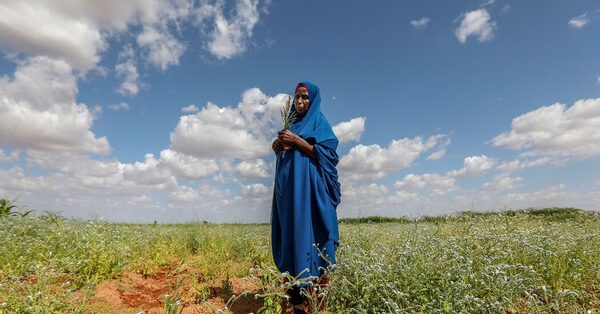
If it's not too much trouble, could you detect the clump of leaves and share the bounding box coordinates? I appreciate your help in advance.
[280,96,297,130]
[221,274,234,303]
[163,294,183,314]
[0,196,33,218]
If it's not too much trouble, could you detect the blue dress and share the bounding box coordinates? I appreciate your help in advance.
[271,81,341,280]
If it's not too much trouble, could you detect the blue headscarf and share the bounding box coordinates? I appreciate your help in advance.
[271,81,341,280]
[289,81,341,205]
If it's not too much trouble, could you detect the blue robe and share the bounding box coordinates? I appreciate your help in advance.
[271,81,341,280]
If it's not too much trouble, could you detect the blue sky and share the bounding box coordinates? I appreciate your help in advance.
[0,0,599,222]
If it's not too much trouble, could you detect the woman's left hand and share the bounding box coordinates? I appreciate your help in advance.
[278,129,300,146]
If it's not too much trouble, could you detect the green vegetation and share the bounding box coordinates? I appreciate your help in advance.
[0,205,599,313]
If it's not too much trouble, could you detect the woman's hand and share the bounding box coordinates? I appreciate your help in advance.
[272,139,283,154]
[277,129,317,160]
[277,129,300,146]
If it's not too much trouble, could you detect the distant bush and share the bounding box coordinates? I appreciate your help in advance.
[339,207,592,224]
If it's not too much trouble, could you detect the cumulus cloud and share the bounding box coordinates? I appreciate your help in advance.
[395,173,456,195]
[123,153,175,186]
[241,183,270,198]
[236,159,270,179]
[108,102,130,111]
[339,135,447,181]
[481,174,522,191]
[569,13,590,29]
[340,183,390,216]
[115,46,139,96]
[410,17,430,29]
[0,0,206,74]
[169,185,201,203]
[333,117,365,144]
[0,1,106,72]
[490,98,600,160]
[0,56,110,154]
[455,9,496,43]
[170,88,285,159]
[137,26,186,71]
[181,104,199,113]
[159,149,219,180]
[447,155,496,178]
[195,0,261,59]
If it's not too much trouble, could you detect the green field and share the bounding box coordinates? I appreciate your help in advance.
[1,207,599,313]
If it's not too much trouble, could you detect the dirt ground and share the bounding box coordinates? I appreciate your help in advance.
[88,262,268,314]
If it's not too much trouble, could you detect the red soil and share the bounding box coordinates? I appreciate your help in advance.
[90,265,265,313]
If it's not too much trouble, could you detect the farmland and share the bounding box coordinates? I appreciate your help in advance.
[0,208,599,313]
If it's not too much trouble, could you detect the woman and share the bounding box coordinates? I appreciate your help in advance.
[271,81,341,313]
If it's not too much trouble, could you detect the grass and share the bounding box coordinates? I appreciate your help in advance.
[0,206,598,313]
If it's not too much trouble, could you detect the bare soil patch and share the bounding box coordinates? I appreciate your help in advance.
[89,264,264,313]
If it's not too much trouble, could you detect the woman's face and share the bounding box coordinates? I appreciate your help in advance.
[294,87,309,115]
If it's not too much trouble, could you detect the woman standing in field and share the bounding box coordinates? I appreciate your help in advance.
[271,81,341,313]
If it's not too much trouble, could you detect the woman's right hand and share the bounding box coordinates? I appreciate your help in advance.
[272,139,283,154]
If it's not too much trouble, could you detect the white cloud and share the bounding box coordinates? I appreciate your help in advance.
[490,98,600,160]
[137,26,186,71]
[170,88,285,159]
[395,173,456,195]
[344,183,389,198]
[241,183,270,198]
[195,0,261,59]
[0,149,20,163]
[455,9,496,43]
[108,102,130,111]
[0,56,110,154]
[480,0,496,7]
[0,1,195,73]
[169,185,201,203]
[0,0,266,75]
[394,174,427,191]
[333,117,365,144]
[159,149,219,180]
[25,150,120,178]
[123,153,176,186]
[482,174,522,191]
[115,46,139,96]
[181,104,199,113]
[427,138,451,160]
[236,159,270,179]
[427,148,447,160]
[597,76,600,84]
[0,1,106,72]
[410,17,430,29]
[569,13,590,29]
[496,157,553,172]
[506,184,568,206]
[167,183,245,208]
[339,135,447,181]
[447,155,496,178]
[340,183,390,216]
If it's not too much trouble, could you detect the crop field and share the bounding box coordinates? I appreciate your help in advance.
[0,208,599,313]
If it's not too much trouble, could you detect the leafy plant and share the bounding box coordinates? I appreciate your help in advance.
[0,196,32,218]
[221,274,234,304]
[280,96,297,130]
[163,294,183,314]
